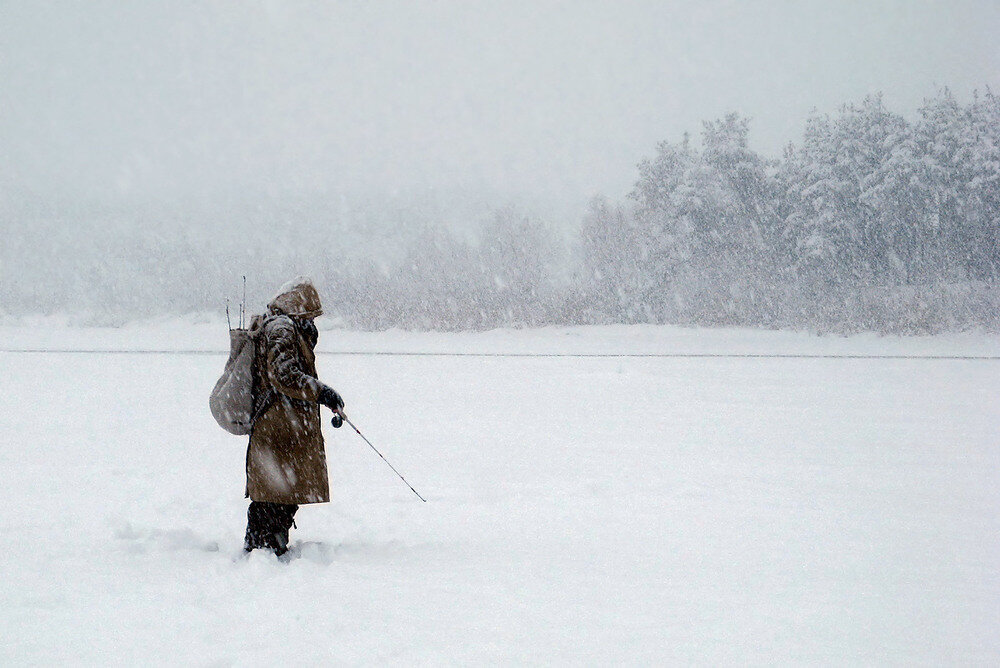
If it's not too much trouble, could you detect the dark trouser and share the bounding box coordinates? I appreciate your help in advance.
[244,501,298,555]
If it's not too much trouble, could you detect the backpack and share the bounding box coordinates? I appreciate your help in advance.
[209,316,265,435]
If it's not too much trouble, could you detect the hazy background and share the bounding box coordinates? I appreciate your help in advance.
[4,0,998,208]
[1,1,999,330]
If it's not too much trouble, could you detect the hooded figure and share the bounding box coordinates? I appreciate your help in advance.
[243,278,344,557]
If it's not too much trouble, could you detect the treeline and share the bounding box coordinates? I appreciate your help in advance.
[2,89,998,333]
[582,89,1000,333]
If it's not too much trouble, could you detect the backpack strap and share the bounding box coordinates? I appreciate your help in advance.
[250,387,276,426]
[247,313,299,428]
[248,314,279,429]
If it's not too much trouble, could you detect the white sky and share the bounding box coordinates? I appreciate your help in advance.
[2,0,998,210]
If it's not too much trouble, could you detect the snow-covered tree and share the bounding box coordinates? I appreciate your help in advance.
[781,96,907,284]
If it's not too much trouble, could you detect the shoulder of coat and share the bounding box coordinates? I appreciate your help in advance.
[262,313,296,337]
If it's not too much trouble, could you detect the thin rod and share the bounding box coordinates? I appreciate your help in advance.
[339,411,427,502]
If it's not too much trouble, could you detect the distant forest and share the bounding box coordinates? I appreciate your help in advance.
[3,89,999,334]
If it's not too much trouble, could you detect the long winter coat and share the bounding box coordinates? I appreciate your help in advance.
[246,294,330,504]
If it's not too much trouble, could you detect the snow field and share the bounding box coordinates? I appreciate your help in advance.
[1,327,999,663]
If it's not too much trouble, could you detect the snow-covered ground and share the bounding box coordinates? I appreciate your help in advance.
[1,324,998,663]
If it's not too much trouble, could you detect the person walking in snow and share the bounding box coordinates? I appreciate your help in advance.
[243,277,345,557]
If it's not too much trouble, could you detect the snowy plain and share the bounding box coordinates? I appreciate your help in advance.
[1,321,998,664]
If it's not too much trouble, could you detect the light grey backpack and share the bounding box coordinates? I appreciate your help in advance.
[209,316,264,435]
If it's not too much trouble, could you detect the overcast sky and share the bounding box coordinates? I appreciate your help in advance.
[2,0,998,211]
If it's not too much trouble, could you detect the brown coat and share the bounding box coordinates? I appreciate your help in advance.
[245,282,330,504]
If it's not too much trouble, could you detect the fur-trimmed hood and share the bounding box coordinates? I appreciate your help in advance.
[267,277,323,319]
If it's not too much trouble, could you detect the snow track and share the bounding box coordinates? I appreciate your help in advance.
[1,326,998,663]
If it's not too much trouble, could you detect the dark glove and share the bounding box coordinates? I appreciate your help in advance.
[318,385,345,428]
[318,384,344,411]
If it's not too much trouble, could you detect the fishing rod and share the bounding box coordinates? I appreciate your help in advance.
[335,409,427,502]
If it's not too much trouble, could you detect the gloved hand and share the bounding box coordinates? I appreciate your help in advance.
[318,384,345,428]
[318,384,344,411]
